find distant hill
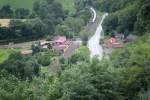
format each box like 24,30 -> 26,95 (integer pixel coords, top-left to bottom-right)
0,0 -> 39,10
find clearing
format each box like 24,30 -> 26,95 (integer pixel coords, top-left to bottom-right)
0,49 -> 20,64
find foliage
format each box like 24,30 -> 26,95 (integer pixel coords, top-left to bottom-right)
33,0 -> 66,35
102,0 -> 150,35
69,46 -> 90,64
35,52 -> 52,66
111,34 -> 150,99
55,9 -> 91,38
0,52 -> 40,80
60,62 -> 97,100
14,8 -> 30,19
0,49 -> 20,64
0,5 -> 13,18
56,0 -> 76,14
0,70 -> 31,100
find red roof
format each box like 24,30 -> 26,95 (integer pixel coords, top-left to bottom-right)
108,38 -> 117,44
106,38 -> 123,48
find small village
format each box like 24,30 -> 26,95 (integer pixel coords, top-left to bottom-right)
20,33 -> 138,60
0,15 -> 138,60
21,36 -> 82,59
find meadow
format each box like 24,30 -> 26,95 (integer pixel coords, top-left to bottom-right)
0,0 -> 75,12
0,49 -> 20,64
0,0 -> 38,10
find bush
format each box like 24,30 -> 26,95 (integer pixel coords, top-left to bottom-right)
36,52 -> 51,66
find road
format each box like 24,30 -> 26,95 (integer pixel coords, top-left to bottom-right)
88,12 -> 108,60
90,7 -> 97,22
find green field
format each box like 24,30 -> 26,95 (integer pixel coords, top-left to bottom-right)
57,0 -> 76,14
0,49 -> 20,64
0,0 -> 76,12
0,0 -> 38,10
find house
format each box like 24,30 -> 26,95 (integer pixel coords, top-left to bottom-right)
115,33 -> 124,40
105,37 -> 124,48
40,41 -> 49,46
53,36 -> 71,52
40,41 -> 50,49
35,40 -> 52,49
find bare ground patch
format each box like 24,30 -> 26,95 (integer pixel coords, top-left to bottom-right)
0,19 -> 10,27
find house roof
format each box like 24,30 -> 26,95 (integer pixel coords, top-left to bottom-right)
126,34 -> 138,41
55,36 -> 66,43
40,41 -> 49,45
106,37 -> 123,48
108,38 -> 117,44
42,45 -> 48,49
53,44 -> 67,50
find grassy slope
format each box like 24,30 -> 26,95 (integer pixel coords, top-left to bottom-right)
0,0 -> 38,10
0,49 -> 20,64
0,0 -> 76,12
56,0 -> 76,14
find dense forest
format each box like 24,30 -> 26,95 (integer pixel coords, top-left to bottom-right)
101,0 -> 150,36
0,0 -> 150,100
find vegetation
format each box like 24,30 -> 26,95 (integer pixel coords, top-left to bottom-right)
0,33 -> 150,99
101,0 -> 150,36
0,49 -> 20,64
56,0 -> 76,14
0,0 -> 91,43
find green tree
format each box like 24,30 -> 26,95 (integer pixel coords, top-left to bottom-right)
0,5 -> 14,18
69,46 -> 90,64
0,52 -> 40,80
14,8 -> 30,19
36,52 -> 52,66
60,62 -> 97,100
